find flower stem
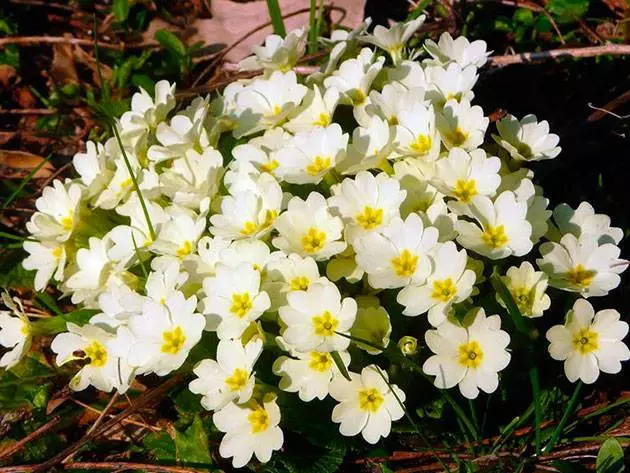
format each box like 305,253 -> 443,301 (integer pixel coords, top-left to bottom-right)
529,366 -> 542,454
544,381 -> 583,452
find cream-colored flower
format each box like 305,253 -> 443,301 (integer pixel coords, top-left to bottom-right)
424,32 -> 489,68
493,114 -> 561,162
239,28 -> 306,72
436,99 -> 488,150
498,261 -> 550,318
359,16 -> 425,64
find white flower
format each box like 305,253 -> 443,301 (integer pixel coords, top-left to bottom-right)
549,202 -> 623,246
266,253 -> 324,309
353,213 -> 439,289
350,296 -> 391,354
272,192 -> 346,260
201,263 -> 271,340
434,148 -> 501,213
393,101 -> 440,160
339,115 -> 396,174
111,292 -> 204,376
234,70 -> 307,137
72,141 -> 112,197
398,242 -> 476,326
278,280 -> 356,353
424,32 -> 489,68
499,262 -> 550,318
213,395 -> 283,468
119,80 -> 176,141
273,349 -> 350,402
423,308 -> 511,399
160,147 -> 223,210
89,284 -> 140,329
219,239 -> 276,274
359,16 -> 425,64
189,338 -> 263,411
361,82 -> 427,128
274,124 -> 348,184
387,60 -> 427,90
426,63 -> 477,107
22,240 -> 66,291
546,299 -> 629,384
239,28 -> 306,72
330,365 -> 405,444
324,48 -> 385,106
0,293 -> 31,369
151,210 -> 206,260
326,247 -> 365,283
26,179 -> 83,243
232,135 -> 288,177
493,114 -> 561,162
456,191 -> 533,259
436,99 -> 488,150
328,171 -> 406,243
537,233 -> 625,297
285,86 -> 340,133
51,323 -> 133,392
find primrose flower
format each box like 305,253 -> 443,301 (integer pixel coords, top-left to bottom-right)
387,59 -> 427,90
0,294 -> 31,369
239,28 -> 306,72
436,99 -> 488,150
22,240 -> 67,291
434,148 -> 501,213
426,63 -> 477,107
150,211 -> 206,260
26,179 -> 83,243
498,262 -> 550,318
52,323 -> 133,393
324,48 -> 385,107
284,86 -> 340,133
278,280 -> 357,353
275,124 -> 349,184
423,308 -> 511,399
219,239 -> 276,274
493,114 -> 561,162
120,80 -> 176,141
394,101 -> 440,161
202,263 -> 271,340
213,395 -> 284,468
330,365 -> 405,444
328,171 -> 407,243
424,32 -> 490,68
359,16 -> 425,64
350,296 -> 392,354
456,191 -> 533,259
266,254 -> 324,309
111,292 -> 204,376
546,299 -> 629,384
537,233 -> 625,297
549,202 -> 623,246
189,338 -> 263,411
340,115 -> 397,174
72,141 -> 112,197
354,213 -> 439,289
273,192 -> 346,261
362,83 -> 427,129
398,242 -> 476,326
273,349 -> 350,402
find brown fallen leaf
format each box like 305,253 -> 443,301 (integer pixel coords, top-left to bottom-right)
51,37 -> 79,86
0,132 -> 17,146
0,64 -> 17,90
0,150 -> 54,179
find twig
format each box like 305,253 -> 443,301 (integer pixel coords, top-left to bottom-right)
0,416 -> 63,461
587,92 -> 630,122
70,399 -> 161,431
65,463 -> 204,473
488,44 -> 630,66
7,0 -> 74,11
0,36 -> 158,51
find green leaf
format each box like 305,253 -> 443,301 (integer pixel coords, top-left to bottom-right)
513,8 -> 534,26
174,415 -> 212,465
547,0 -> 590,24
31,309 -> 98,335
331,351 -> 351,381
143,432 -> 177,462
596,438 -> 625,473
155,29 -> 187,57
112,0 -> 130,21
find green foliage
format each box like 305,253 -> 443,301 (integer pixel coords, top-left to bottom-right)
0,356 -> 54,410
596,438 -> 625,473
112,0 -> 131,22
174,415 -> 213,466
142,431 -> 177,462
547,0 -> 590,24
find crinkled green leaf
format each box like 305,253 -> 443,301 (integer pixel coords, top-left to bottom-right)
174,415 -> 212,465
596,438 -> 625,473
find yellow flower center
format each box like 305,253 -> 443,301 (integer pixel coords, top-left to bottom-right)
348,88 -> 366,106
453,179 -> 478,203
358,388 -> 384,413
410,134 -> 432,155
572,327 -> 599,355
391,249 -> 418,278
458,340 -> 483,369
261,209 -> 278,229
516,142 -> 533,159
260,160 -> 279,174
481,225 -> 508,249
306,155 -> 331,176
248,404 -> 270,434
225,368 -> 249,391
230,292 -> 253,318
301,227 -> 326,254
120,178 -> 133,189
161,326 -> 186,354
272,105 -> 282,116
446,127 -> 469,147
566,264 -> 595,288
241,221 -> 258,236
20,322 -> 29,336
61,215 -> 74,230
446,92 -> 463,102
308,352 -> 333,372
312,310 -> 339,337
176,240 -> 193,258
431,278 -> 457,302
52,247 -> 63,259
511,286 -> 533,313
84,340 -> 108,367
314,113 -> 331,127
289,276 -> 310,291
355,206 -> 383,230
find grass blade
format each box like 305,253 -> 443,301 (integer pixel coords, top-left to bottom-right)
544,381 -> 583,452
308,0 -> 317,54
529,366 -> 543,454
1,153 -> 52,212
266,0 -> 286,37
331,351 -> 351,381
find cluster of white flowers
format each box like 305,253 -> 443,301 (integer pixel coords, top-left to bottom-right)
2,17 -> 628,468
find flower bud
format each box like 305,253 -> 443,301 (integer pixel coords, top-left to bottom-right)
398,336 -> 418,356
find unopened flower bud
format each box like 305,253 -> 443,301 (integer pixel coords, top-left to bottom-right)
398,336 -> 418,356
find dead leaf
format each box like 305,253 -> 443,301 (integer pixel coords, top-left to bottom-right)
12,86 -> 37,109
73,45 -> 113,87
46,386 -> 72,415
0,65 -> 17,90
0,132 -> 16,146
50,38 -> 79,85
0,150 -> 54,179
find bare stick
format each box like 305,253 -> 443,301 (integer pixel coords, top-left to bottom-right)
488,44 -> 630,66
0,416 -> 63,461
0,36 -> 158,51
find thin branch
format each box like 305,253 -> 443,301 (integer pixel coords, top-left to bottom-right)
0,36 -> 158,51
70,398 -> 161,431
7,0 -> 74,11
488,44 -> 630,66
0,416 -> 63,461
65,463 -> 205,473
